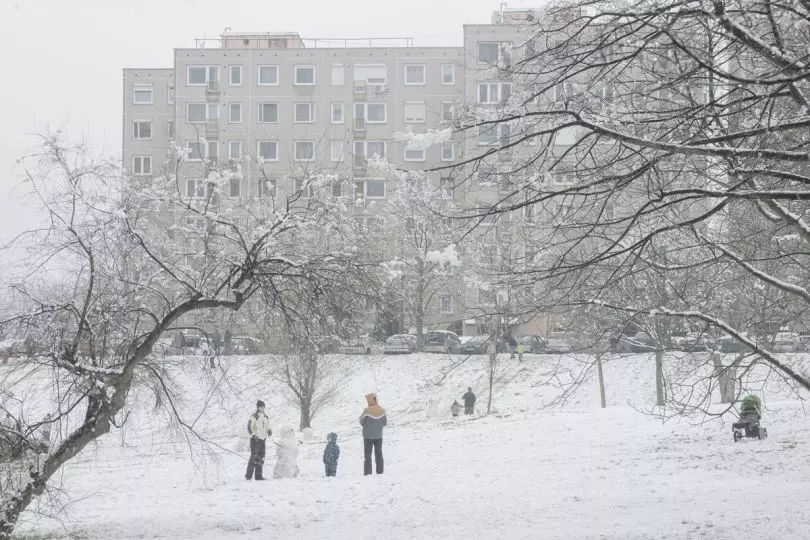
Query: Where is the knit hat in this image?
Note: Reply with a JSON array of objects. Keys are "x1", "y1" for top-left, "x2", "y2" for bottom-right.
[
  {"x1": 327, "y1": 432, "x2": 338, "y2": 442},
  {"x1": 256, "y1": 400, "x2": 266, "y2": 408}
]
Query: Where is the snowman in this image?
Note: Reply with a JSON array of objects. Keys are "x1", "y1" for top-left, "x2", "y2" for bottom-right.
[{"x1": 273, "y1": 426, "x2": 300, "y2": 479}]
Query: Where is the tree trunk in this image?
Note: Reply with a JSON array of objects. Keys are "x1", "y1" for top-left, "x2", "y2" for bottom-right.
[
  {"x1": 596, "y1": 354, "x2": 607, "y2": 408},
  {"x1": 655, "y1": 350, "x2": 665, "y2": 406},
  {"x1": 712, "y1": 351, "x2": 730, "y2": 403},
  {"x1": 487, "y1": 352, "x2": 496, "y2": 414},
  {"x1": 299, "y1": 397, "x2": 312, "y2": 432}
]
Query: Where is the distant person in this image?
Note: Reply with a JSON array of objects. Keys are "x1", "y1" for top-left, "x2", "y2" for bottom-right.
[
  {"x1": 451, "y1": 400, "x2": 461, "y2": 417},
  {"x1": 359, "y1": 393, "x2": 387, "y2": 475},
  {"x1": 245, "y1": 400, "x2": 271, "y2": 481},
  {"x1": 323, "y1": 432, "x2": 340, "y2": 477},
  {"x1": 462, "y1": 387, "x2": 476, "y2": 415},
  {"x1": 516, "y1": 342, "x2": 526, "y2": 363},
  {"x1": 505, "y1": 334, "x2": 517, "y2": 359}
]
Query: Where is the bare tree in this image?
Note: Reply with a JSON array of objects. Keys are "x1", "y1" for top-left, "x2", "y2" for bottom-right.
[
  {"x1": 449, "y1": 0, "x2": 810, "y2": 413},
  {"x1": 0, "y1": 134, "x2": 366, "y2": 537}
]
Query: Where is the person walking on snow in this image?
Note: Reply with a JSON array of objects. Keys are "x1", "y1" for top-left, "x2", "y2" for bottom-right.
[
  {"x1": 451, "y1": 400, "x2": 461, "y2": 417},
  {"x1": 359, "y1": 393, "x2": 387, "y2": 475},
  {"x1": 245, "y1": 400, "x2": 271, "y2": 481},
  {"x1": 462, "y1": 387, "x2": 476, "y2": 415},
  {"x1": 323, "y1": 432, "x2": 340, "y2": 477}
]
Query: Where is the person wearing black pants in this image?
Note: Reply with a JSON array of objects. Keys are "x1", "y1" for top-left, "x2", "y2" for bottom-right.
[
  {"x1": 363, "y1": 438, "x2": 384, "y2": 475},
  {"x1": 359, "y1": 393, "x2": 387, "y2": 475},
  {"x1": 245, "y1": 399, "x2": 271, "y2": 480}
]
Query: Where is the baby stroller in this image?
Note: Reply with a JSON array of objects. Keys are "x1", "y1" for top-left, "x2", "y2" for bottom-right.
[{"x1": 732, "y1": 395, "x2": 768, "y2": 442}]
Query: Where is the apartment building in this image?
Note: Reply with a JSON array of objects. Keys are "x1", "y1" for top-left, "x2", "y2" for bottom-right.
[{"x1": 122, "y1": 8, "x2": 550, "y2": 336}]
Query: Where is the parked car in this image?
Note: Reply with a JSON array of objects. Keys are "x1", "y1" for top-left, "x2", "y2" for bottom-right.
[
  {"x1": 383, "y1": 334, "x2": 417, "y2": 354},
  {"x1": 518, "y1": 335, "x2": 547, "y2": 353},
  {"x1": 460, "y1": 335, "x2": 493, "y2": 355},
  {"x1": 231, "y1": 336, "x2": 263, "y2": 355},
  {"x1": 671, "y1": 332, "x2": 712, "y2": 352},
  {"x1": 339, "y1": 334, "x2": 377, "y2": 355},
  {"x1": 423, "y1": 330, "x2": 461, "y2": 354},
  {"x1": 613, "y1": 332, "x2": 656, "y2": 353},
  {"x1": 544, "y1": 337, "x2": 576, "y2": 354},
  {"x1": 715, "y1": 334, "x2": 750, "y2": 353},
  {"x1": 773, "y1": 332, "x2": 799, "y2": 353}
]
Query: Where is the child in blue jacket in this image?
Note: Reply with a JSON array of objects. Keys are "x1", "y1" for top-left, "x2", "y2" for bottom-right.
[{"x1": 323, "y1": 432, "x2": 340, "y2": 477}]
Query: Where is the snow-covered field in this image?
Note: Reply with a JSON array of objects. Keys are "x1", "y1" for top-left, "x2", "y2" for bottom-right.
[{"x1": 8, "y1": 352, "x2": 810, "y2": 539}]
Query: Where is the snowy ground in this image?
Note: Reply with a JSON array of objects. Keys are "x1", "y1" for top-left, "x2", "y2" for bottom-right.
[{"x1": 9, "y1": 352, "x2": 810, "y2": 539}]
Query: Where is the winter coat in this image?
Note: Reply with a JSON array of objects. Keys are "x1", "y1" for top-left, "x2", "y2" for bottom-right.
[
  {"x1": 359, "y1": 393, "x2": 387, "y2": 440},
  {"x1": 463, "y1": 391, "x2": 476, "y2": 407},
  {"x1": 451, "y1": 401, "x2": 461, "y2": 415},
  {"x1": 247, "y1": 411, "x2": 272, "y2": 440},
  {"x1": 323, "y1": 433, "x2": 340, "y2": 466}
]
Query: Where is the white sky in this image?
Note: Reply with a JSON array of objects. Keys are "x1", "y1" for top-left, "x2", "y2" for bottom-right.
[{"x1": 0, "y1": 0, "x2": 529, "y2": 241}]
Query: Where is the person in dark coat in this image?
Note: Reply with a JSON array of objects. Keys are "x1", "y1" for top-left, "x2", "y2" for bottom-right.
[
  {"x1": 245, "y1": 400, "x2": 271, "y2": 480},
  {"x1": 451, "y1": 400, "x2": 461, "y2": 417},
  {"x1": 359, "y1": 393, "x2": 387, "y2": 475},
  {"x1": 462, "y1": 387, "x2": 476, "y2": 415},
  {"x1": 323, "y1": 432, "x2": 340, "y2": 477}
]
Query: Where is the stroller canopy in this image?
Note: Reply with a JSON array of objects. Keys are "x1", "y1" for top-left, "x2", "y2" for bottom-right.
[{"x1": 740, "y1": 395, "x2": 762, "y2": 414}]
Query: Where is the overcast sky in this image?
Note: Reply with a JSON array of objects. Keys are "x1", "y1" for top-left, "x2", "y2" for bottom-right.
[{"x1": 0, "y1": 0, "x2": 528, "y2": 241}]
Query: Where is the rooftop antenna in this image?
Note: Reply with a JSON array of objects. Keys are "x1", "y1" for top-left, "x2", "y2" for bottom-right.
[{"x1": 223, "y1": 26, "x2": 232, "y2": 34}]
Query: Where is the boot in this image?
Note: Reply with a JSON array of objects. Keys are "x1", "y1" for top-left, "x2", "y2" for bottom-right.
[{"x1": 254, "y1": 465, "x2": 266, "y2": 480}]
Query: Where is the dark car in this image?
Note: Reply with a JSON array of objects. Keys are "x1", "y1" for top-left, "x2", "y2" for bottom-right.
[
  {"x1": 423, "y1": 330, "x2": 461, "y2": 353},
  {"x1": 518, "y1": 335, "x2": 546, "y2": 353},
  {"x1": 460, "y1": 335, "x2": 493, "y2": 355}
]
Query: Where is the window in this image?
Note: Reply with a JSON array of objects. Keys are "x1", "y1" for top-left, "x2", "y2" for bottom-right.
[
  {"x1": 207, "y1": 141, "x2": 219, "y2": 162},
  {"x1": 258, "y1": 178, "x2": 277, "y2": 198},
  {"x1": 186, "y1": 141, "x2": 205, "y2": 161},
  {"x1": 294, "y1": 102, "x2": 314, "y2": 123},
  {"x1": 440, "y1": 101, "x2": 455, "y2": 122},
  {"x1": 330, "y1": 178, "x2": 343, "y2": 197},
  {"x1": 477, "y1": 42, "x2": 512, "y2": 65},
  {"x1": 166, "y1": 120, "x2": 175, "y2": 139},
  {"x1": 230, "y1": 65, "x2": 242, "y2": 86},
  {"x1": 294, "y1": 177, "x2": 315, "y2": 198},
  {"x1": 404, "y1": 147, "x2": 425, "y2": 161},
  {"x1": 295, "y1": 65, "x2": 315, "y2": 85},
  {"x1": 524, "y1": 203, "x2": 536, "y2": 223},
  {"x1": 554, "y1": 81, "x2": 574, "y2": 101},
  {"x1": 258, "y1": 103, "x2": 279, "y2": 123},
  {"x1": 294, "y1": 140, "x2": 315, "y2": 161},
  {"x1": 133, "y1": 120, "x2": 152, "y2": 139},
  {"x1": 229, "y1": 103, "x2": 242, "y2": 123},
  {"x1": 257, "y1": 140, "x2": 278, "y2": 161},
  {"x1": 552, "y1": 170, "x2": 575, "y2": 184},
  {"x1": 187, "y1": 103, "x2": 207, "y2": 123},
  {"x1": 441, "y1": 64, "x2": 455, "y2": 85},
  {"x1": 439, "y1": 293, "x2": 454, "y2": 314},
  {"x1": 477, "y1": 123, "x2": 511, "y2": 146},
  {"x1": 354, "y1": 141, "x2": 386, "y2": 164},
  {"x1": 258, "y1": 65, "x2": 279, "y2": 85},
  {"x1": 330, "y1": 140, "x2": 344, "y2": 162},
  {"x1": 132, "y1": 156, "x2": 152, "y2": 175},
  {"x1": 479, "y1": 82, "x2": 512, "y2": 104},
  {"x1": 354, "y1": 103, "x2": 386, "y2": 130},
  {"x1": 403, "y1": 101, "x2": 426, "y2": 123},
  {"x1": 187, "y1": 66, "x2": 218, "y2": 86},
  {"x1": 167, "y1": 84, "x2": 175, "y2": 104},
  {"x1": 331, "y1": 63, "x2": 344, "y2": 86},
  {"x1": 441, "y1": 142, "x2": 454, "y2": 162},
  {"x1": 331, "y1": 102, "x2": 344, "y2": 124},
  {"x1": 354, "y1": 64, "x2": 387, "y2": 84},
  {"x1": 229, "y1": 177, "x2": 241, "y2": 198},
  {"x1": 133, "y1": 84, "x2": 153, "y2": 105},
  {"x1": 228, "y1": 141, "x2": 242, "y2": 160},
  {"x1": 356, "y1": 178, "x2": 386, "y2": 198},
  {"x1": 405, "y1": 64, "x2": 426, "y2": 85},
  {"x1": 186, "y1": 178, "x2": 207, "y2": 198}
]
